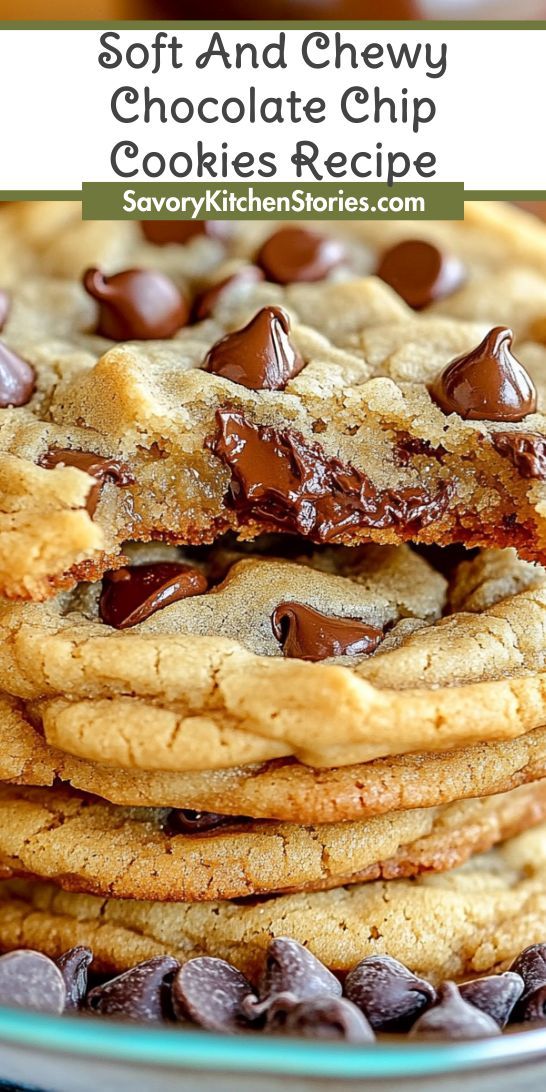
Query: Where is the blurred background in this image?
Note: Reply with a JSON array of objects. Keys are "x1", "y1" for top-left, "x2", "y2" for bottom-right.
[
  {"x1": 1, "y1": 0, "x2": 545, "y2": 20},
  {"x1": 518, "y1": 203, "x2": 546, "y2": 220}
]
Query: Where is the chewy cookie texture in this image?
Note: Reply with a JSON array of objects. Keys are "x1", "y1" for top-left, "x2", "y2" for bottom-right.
[{"x1": 3, "y1": 204, "x2": 546, "y2": 1042}]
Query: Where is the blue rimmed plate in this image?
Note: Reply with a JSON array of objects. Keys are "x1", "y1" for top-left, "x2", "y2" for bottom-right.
[{"x1": 1, "y1": 1008, "x2": 546, "y2": 1092}]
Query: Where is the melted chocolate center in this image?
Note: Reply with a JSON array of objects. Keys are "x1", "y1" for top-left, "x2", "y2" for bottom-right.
[{"x1": 209, "y1": 409, "x2": 452, "y2": 542}]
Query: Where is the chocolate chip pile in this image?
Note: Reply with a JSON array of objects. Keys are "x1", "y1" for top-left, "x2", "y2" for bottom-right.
[{"x1": 3, "y1": 938, "x2": 546, "y2": 1042}]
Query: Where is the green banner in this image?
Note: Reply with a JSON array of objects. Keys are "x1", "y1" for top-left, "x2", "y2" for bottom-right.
[{"x1": 82, "y1": 181, "x2": 464, "y2": 221}]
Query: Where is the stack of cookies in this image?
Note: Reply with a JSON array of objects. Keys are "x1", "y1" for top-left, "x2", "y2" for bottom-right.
[{"x1": 2, "y1": 201, "x2": 546, "y2": 996}]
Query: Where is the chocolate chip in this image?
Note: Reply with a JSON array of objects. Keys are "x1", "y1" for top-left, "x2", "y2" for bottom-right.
[
  {"x1": 492, "y1": 432, "x2": 546, "y2": 480},
  {"x1": 459, "y1": 972, "x2": 524, "y2": 1029},
  {"x1": 515, "y1": 984, "x2": 546, "y2": 1024},
  {"x1": 509, "y1": 942, "x2": 546, "y2": 1025},
  {"x1": 271, "y1": 601, "x2": 383, "y2": 662},
  {"x1": 256, "y1": 227, "x2": 344, "y2": 285},
  {"x1": 377, "y1": 239, "x2": 465, "y2": 310},
  {"x1": 510, "y1": 943, "x2": 546, "y2": 994},
  {"x1": 203, "y1": 307, "x2": 304, "y2": 391},
  {"x1": 0, "y1": 290, "x2": 10, "y2": 331},
  {"x1": 172, "y1": 958, "x2": 257, "y2": 1031},
  {"x1": 192, "y1": 267, "x2": 264, "y2": 323},
  {"x1": 430, "y1": 328, "x2": 537, "y2": 422},
  {"x1": 162, "y1": 809, "x2": 252, "y2": 835},
  {"x1": 0, "y1": 342, "x2": 35, "y2": 407},
  {"x1": 99, "y1": 562, "x2": 208, "y2": 629},
  {"x1": 0, "y1": 950, "x2": 66, "y2": 1014},
  {"x1": 209, "y1": 410, "x2": 452, "y2": 542},
  {"x1": 260, "y1": 938, "x2": 342, "y2": 1003},
  {"x1": 268, "y1": 996, "x2": 375, "y2": 1042},
  {"x1": 409, "y1": 981, "x2": 501, "y2": 1040},
  {"x1": 56, "y1": 946, "x2": 93, "y2": 1011},
  {"x1": 39, "y1": 448, "x2": 134, "y2": 516},
  {"x1": 87, "y1": 956, "x2": 179, "y2": 1022},
  {"x1": 141, "y1": 221, "x2": 230, "y2": 247},
  {"x1": 83, "y1": 267, "x2": 189, "y2": 341},
  {"x1": 344, "y1": 955, "x2": 435, "y2": 1032}
]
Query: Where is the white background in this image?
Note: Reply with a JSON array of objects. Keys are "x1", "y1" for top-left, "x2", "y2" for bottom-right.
[{"x1": 0, "y1": 28, "x2": 544, "y2": 189}]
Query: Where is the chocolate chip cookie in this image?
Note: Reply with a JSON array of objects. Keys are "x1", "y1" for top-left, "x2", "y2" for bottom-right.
[
  {"x1": 0, "y1": 782, "x2": 542, "y2": 902},
  {"x1": 3, "y1": 204, "x2": 546, "y2": 599},
  {"x1": 4, "y1": 200, "x2": 546, "y2": 1043},
  {"x1": 4, "y1": 692, "x2": 546, "y2": 822},
  {"x1": 2, "y1": 543, "x2": 546, "y2": 770},
  {"x1": 2, "y1": 821, "x2": 546, "y2": 983}
]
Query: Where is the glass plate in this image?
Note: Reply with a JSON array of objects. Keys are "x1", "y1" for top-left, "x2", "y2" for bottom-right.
[{"x1": 1, "y1": 1006, "x2": 546, "y2": 1091}]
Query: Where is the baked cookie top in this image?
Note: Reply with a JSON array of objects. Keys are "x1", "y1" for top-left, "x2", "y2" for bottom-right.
[
  {"x1": 0, "y1": 782, "x2": 541, "y2": 903},
  {"x1": 2, "y1": 541, "x2": 546, "y2": 769},
  {"x1": 5, "y1": 201, "x2": 546, "y2": 325},
  {"x1": 3, "y1": 203, "x2": 546, "y2": 599}
]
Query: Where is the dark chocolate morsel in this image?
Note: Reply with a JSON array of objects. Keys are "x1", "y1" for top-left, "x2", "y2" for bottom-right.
[
  {"x1": 87, "y1": 956, "x2": 179, "y2": 1022},
  {"x1": 260, "y1": 937, "x2": 342, "y2": 1004},
  {"x1": 344, "y1": 955, "x2": 435, "y2": 1032},
  {"x1": 409, "y1": 981, "x2": 501, "y2": 1040},
  {"x1": 141, "y1": 221, "x2": 231, "y2": 247},
  {"x1": 377, "y1": 239, "x2": 465, "y2": 310},
  {"x1": 0, "y1": 950, "x2": 66, "y2": 1014},
  {"x1": 209, "y1": 410, "x2": 452, "y2": 542},
  {"x1": 204, "y1": 306, "x2": 304, "y2": 391},
  {"x1": 56, "y1": 946, "x2": 93, "y2": 1011},
  {"x1": 430, "y1": 327, "x2": 537, "y2": 422},
  {"x1": 39, "y1": 448, "x2": 134, "y2": 516},
  {"x1": 509, "y1": 943, "x2": 546, "y2": 995},
  {"x1": 172, "y1": 958, "x2": 257, "y2": 1031},
  {"x1": 516, "y1": 983, "x2": 546, "y2": 1024},
  {"x1": 83, "y1": 267, "x2": 189, "y2": 340},
  {"x1": 99, "y1": 562, "x2": 208, "y2": 630},
  {"x1": 510, "y1": 942, "x2": 546, "y2": 1024},
  {"x1": 271, "y1": 601, "x2": 383, "y2": 662},
  {"x1": 256, "y1": 227, "x2": 344, "y2": 285},
  {"x1": 268, "y1": 995, "x2": 375, "y2": 1042},
  {"x1": 0, "y1": 341, "x2": 35, "y2": 407},
  {"x1": 0, "y1": 290, "x2": 10, "y2": 331},
  {"x1": 162, "y1": 809, "x2": 252, "y2": 835},
  {"x1": 459, "y1": 972, "x2": 523, "y2": 1029},
  {"x1": 192, "y1": 266, "x2": 264, "y2": 323},
  {"x1": 492, "y1": 432, "x2": 546, "y2": 480}
]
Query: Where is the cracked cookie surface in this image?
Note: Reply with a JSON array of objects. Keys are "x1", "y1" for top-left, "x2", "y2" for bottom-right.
[
  {"x1": 0, "y1": 782, "x2": 542, "y2": 903},
  {"x1": 3, "y1": 821, "x2": 546, "y2": 983},
  {"x1": 4, "y1": 693, "x2": 546, "y2": 822}
]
